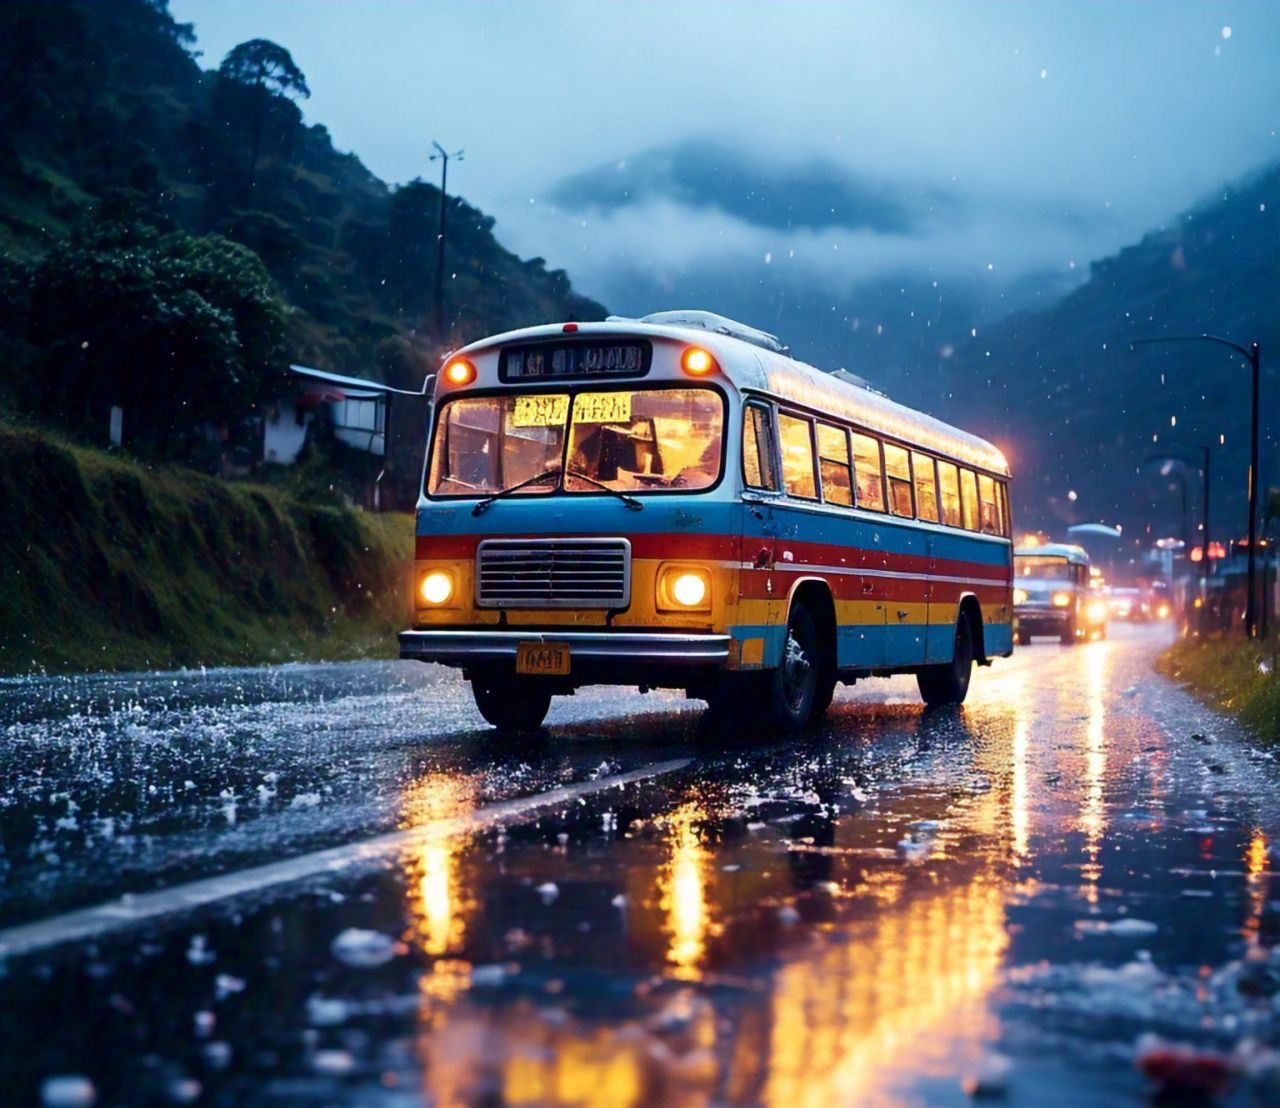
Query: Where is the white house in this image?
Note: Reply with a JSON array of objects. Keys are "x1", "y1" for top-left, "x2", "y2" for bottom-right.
[{"x1": 263, "y1": 365, "x2": 388, "y2": 465}]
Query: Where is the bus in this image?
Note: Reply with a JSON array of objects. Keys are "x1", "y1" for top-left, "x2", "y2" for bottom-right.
[
  {"x1": 399, "y1": 311, "x2": 1014, "y2": 732},
  {"x1": 1013, "y1": 543, "x2": 1108, "y2": 644}
]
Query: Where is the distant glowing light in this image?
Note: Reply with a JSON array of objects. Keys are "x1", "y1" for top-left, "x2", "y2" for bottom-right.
[
  {"x1": 1040, "y1": 68, "x2": 1048, "y2": 79},
  {"x1": 1221, "y1": 25, "x2": 1232, "y2": 39},
  {"x1": 1067, "y1": 490, "x2": 1078, "y2": 502}
]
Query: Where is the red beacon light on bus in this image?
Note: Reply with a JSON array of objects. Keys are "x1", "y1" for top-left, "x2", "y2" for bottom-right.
[
  {"x1": 681, "y1": 346, "x2": 717, "y2": 376},
  {"x1": 442, "y1": 358, "x2": 476, "y2": 386}
]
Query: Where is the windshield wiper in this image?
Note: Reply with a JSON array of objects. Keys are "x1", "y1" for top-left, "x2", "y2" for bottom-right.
[
  {"x1": 471, "y1": 468, "x2": 562, "y2": 516},
  {"x1": 567, "y1": 469, "x2": 644, "y2": 511}
]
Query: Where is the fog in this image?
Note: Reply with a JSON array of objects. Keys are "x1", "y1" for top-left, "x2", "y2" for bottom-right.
[{"x1": 174, "y1": 0, "x2": 1279, "y2": 313}]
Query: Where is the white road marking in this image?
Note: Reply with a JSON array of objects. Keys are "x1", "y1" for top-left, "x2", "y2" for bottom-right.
[{"x1": 0, "y1": 758, "x2": 691, "y2": 961}]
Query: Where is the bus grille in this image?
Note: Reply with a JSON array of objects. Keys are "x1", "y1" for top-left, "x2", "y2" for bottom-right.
[{"x1": 476, "y1": 538, "x2": 631, "y2": 609}]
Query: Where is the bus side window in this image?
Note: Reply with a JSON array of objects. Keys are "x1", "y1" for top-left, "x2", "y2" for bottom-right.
[
  {"x1": 883, "y1": 443, "x2": 914, "y2": 518},
  {"x1": 998, "y1": 481, "x2": 1011, "y2": 536},
  {"x1": 777, "y1": 412, "x2": 818, "y2": 499},
  {"x1": 852, "y1": 432, "x2": 885, "y2": 512},
  {"x1": 912, "y1": 451, "x2": 939, "y2": 523},
  {"x1": 960, "y1": 468, "x2": 980, "y2": 530},
  {"x1": 817, "y1": 422, "x2": 853, "y2": 506},
  {"x1": 742, "y1": 402, "x2": 779, "y2": 491},
  {"x1": 978, "y1": 474, "x2": 1000, "y2": 535},
  {"x1": 936, "y1": 460, "x2": 962, "y2": 527}
]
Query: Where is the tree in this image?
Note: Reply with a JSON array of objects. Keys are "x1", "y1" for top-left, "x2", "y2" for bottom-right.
[
  {"x1": 216, "y1": 39, "x2": 310, "y2": 202},
  {"x1": 11, "y1": 221, "x2": 287, "y2": 456}
]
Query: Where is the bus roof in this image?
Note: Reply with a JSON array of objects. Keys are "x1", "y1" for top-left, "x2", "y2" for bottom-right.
[
  {"x1": 454, "y1": 316, "x2": 1010, "y2": 477},
  {"x1": 1015, "y1": 543, "x2": 1089, "y2": 565}
]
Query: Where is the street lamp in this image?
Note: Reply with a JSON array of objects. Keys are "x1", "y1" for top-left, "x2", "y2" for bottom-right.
[
  {"x1": 1130, "y1": 334, "x2": 1262, "y2": 638},
  {"x1": 429, "y1": 141, "x2": 464, "y2": 339}
]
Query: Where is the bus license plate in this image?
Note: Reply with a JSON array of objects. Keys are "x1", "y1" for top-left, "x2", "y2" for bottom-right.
[{"x1": 516, "y1": 642, "x2": 571, "y2": 675}]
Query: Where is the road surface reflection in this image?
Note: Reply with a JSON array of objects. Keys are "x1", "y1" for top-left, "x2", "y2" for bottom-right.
[{"x1": 4, "y1": 628, "x2": 1277, "y2": 1107}]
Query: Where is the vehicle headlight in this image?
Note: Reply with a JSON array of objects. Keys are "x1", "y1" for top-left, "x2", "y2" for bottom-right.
[
  {"x1": 1051, "y1": 592, "x2": 1072, "y2": 608},
  {"x1": 1086, "y1": 601, "x2": 1108, "y2": 624},
  {"x1": 657, "y1": 566, "x2": 712, "y2": 612},
  {"x1": 419, "y1": 569, "x2": 454, "y2": 606},
  {"x1": 1156, "y1": 603, "x2": 1170, "y2": 619},
  {"x1": 1013, "y1": 588, "x2": 1028, "y2": 606}
]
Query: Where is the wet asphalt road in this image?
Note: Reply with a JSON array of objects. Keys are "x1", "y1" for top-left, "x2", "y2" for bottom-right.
[{"x1": 2, "y1": 625, "x2": 1279, "y2": 1107}]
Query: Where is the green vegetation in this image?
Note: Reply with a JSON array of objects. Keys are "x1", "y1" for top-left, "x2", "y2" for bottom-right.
[
  {"x1": 0, "y1": 0, "x2": 610, "y2": 672},
  {"x1": 0, "y1": 422, "x2": 412, "y2": 675},
  {"x1": 0, "y1": 0, "x2": 606, "y2": 453},
  {"x1": 1, "y1": 221, "x2": 287, "y2": 456},
  {"x1": 1157, "y1": 638, "x2": 1280, "y2": 741}
]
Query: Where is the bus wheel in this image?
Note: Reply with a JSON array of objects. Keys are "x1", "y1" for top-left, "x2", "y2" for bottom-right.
[
  {"x1": 763, "y1": 603, "x2": 819, "y2": 732},
  {"x1": 917, "y1": 613, "x2": 974, "y2": 707},
  {"x1": 1059, "y1": 617, "x2": 1077, "y2": 646},
  {"x1": 1016, "y1": 627, "x2": 1032, "y2": 646},
  {"x1": 471, "y1": 676, "x2": 552, "y2": 732},
  {"x1": 811, "y1": 673, "x2": 838, "y2": 720}
]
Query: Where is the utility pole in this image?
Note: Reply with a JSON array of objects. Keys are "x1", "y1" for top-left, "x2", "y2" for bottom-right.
[
  {"x1": 1131, "y1": 335, "x2": 1263, "y2": 638},
  {"x1": 429, "y1": 141, "x2": 464, "y2": 340}
]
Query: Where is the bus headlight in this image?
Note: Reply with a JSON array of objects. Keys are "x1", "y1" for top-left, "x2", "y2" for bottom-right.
[
  {"x1": 1051, "y1": 592, "x2": 1072, "y2": 608},
  {"x1": 419, "y1": 570, "x2": 455, "y2": 606},
  {"x1": 1086, "y1": 600, "x2": 1108, "y2": 624},
  {"x1": 657, "y1": 566, "x2": 712, "y2": 612},
  {"x1": 1013, "y1": 588, "x2": 1028, "y2": 606}
]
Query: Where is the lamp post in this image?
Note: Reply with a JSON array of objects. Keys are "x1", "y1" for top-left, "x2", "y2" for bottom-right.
[
  {"x1": 1131, "y1": 335, "x2": 1261, "y2": 638},
  {"x1": 429, "y1": 141, "x2": 464, "y2": 339}
]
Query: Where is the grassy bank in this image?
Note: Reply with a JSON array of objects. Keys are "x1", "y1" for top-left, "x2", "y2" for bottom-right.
[
  {"x1": 1157, "y1": 638, "x2": 1280, "y2": 741},
  {"x1": 0, "y1": 424, "x2": 412, "y2": 674}
]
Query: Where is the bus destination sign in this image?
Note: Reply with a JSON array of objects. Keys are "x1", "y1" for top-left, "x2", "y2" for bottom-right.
[{"x1": 500, "y1": 340, "x2": 651, "y2": 382}]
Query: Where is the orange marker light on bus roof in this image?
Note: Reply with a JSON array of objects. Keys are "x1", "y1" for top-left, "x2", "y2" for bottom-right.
[
  {"x1": 443, "y1": 358, "x2": 476, "y2": 386},
  {"x1": 681, "y1": 346, "x2": 717, "y2": 376}
]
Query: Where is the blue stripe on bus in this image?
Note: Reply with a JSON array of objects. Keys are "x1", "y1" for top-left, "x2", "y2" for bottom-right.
[{"x1": 731, "y1": 619, "x2": 1012, "y2": 670}]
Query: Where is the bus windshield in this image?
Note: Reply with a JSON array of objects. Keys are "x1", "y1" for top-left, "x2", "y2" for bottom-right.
[
  {"x1": 428, "y1": 387, "x2": 724, "y2": 496},
  {"x1": 1015, "y1": 555, "x2": 1073, "y2": 580}
]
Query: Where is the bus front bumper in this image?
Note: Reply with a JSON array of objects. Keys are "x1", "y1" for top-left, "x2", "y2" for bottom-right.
[
  {"x1": 398, "y1": 629, "x2": 732, "y2": 669},
  {"x1": 1014, "y1": 606, "x2": 1069, "y2": 633}
]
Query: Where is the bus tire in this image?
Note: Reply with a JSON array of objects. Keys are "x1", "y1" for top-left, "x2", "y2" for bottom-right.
[
  {"x1": 762, "y1": 602, "x2": 819, "y2": 732},
  {"x1": 811, "y1": 673, "x2": 838, "y2": 720},
  {"x1": 471, "y1": 676, "x2": 552, "y2": 732},
  {"x1": 1016, "y1": 627, "x2": 1032, "y2": 646},
  {"x1": 917, "y1": 612, "x2": 974, "y2": 707},
  {"x1": 1059, "y1": 618, "x2": 1077, "y2": 646}
]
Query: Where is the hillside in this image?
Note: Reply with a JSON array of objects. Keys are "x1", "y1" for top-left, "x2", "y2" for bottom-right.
[
  {"x1": 0, "y1": 0, "x2": 605, "y2": 387},
  {"x1": 0, "y1": 421, "x2": 411, "y2": 674},
  {"x1": 943, "y1": 164, "x2": 1280, "y2": 542}
]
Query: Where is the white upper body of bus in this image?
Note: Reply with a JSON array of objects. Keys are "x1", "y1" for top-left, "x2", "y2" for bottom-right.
[{"x1": 433, "y1": 310, "x2": 1010, "y2": 488}]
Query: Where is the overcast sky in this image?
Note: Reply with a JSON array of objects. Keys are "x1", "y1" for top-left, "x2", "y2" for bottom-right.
[{"x1": 172, "y1": 0, "x2": 1279, "y2": 307}]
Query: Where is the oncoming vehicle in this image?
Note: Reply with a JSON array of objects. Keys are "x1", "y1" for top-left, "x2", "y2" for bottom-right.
[
  {"x1": 1013, "y1": 543, "x2": 1108, "y2": 644},
  {"x1": 399, "y1": 311, "x2": 1014, "y2": 732},
  {"x1": 1106, "y1": 586, "x2": 1152, "y2": 622}
]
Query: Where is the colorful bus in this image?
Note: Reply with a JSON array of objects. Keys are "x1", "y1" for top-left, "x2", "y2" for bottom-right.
[{"x1": 399, "y1": 311, "x2": 1013, "y2": 732}]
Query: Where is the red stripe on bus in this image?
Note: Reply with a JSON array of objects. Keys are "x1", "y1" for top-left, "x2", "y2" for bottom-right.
[{"x1": 414, "y1": 531, "x2": 1011, "y2": 584}]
